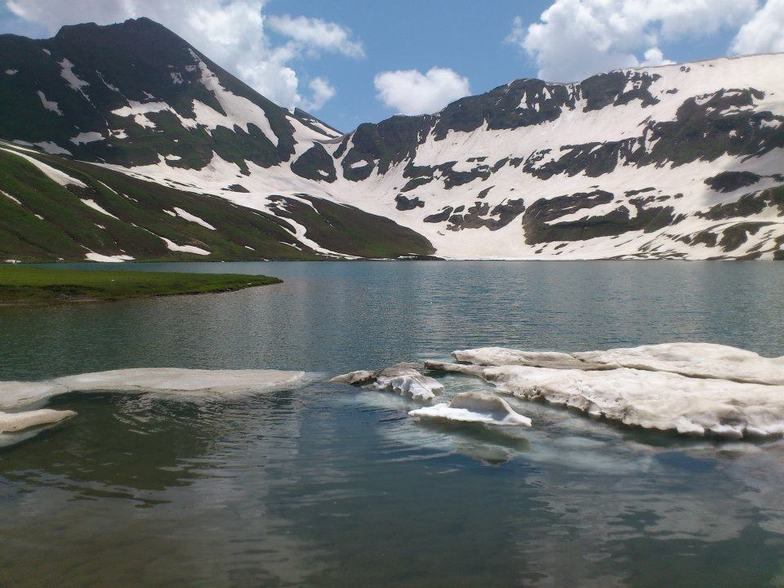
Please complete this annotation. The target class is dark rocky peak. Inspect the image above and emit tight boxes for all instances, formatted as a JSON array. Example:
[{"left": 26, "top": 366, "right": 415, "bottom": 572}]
[{"left": 580, "top": 70, "right": 660, "bottom": 111}]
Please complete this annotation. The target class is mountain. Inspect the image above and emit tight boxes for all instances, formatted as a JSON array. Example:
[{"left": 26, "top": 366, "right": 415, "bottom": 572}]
[
  {"left": 0, "top": 141, "right": 433, "bottom": 262},
  {"left": 0, "top": 18, "right": 433, "bottom": 262},
  {"left": 1, "top": 17, "right": 782, "bottom": 261}
]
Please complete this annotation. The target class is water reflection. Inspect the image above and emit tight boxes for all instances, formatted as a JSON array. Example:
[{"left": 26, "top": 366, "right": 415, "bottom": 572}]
[{"left": 0, "top": 261, "right": 783, "bottom": 586}]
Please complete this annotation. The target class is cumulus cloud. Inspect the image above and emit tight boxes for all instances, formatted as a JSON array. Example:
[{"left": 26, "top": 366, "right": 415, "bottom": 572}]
[
  {"left": 374, "top": 67, "right": 470, "bottom": 115},
  {"left": 3, "top": 0, "right": 362, "bottom": 110},
  {"left": 267, "top": 15, "right": 364, "bottom": 58},
  {"left": 508, "top": 0, "right": 758, "bottom": 82},
  {"left": 640, "top": 47, "right": 674, "bottom": 67},
  {"left": 731, "top": 0, "right": 784, "bottom": 55},
  {"left": 302, "top": 77, "right": 336, "bottom": 112}
]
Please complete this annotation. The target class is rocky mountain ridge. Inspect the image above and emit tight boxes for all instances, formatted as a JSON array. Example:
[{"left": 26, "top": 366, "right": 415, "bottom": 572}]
[{"left": 1, "top": 18, "right": 782, "bottom": 261}]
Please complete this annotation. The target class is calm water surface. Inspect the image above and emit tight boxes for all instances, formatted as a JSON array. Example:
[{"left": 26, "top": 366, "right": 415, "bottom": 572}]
[{"left": 1, "top": 261, "right": 783, "bottom": 587}]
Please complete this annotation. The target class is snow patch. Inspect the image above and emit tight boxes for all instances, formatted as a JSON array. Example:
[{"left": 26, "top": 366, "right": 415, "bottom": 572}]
[
  {"left": 80, "top": 198, "right": 118, "bottom": 219},
  {"left": 84, "top": 252, "right": 134, "bottom": 262},
  {"left": 0, "top": 147, "right": 86, "bottom": 188},
  {"left": 160, "top": 237, "right": 210, "bottom": 255},
  {"left": 70, "top": 132, "right": 104, "bottom": 145},
  {"left": 111, "top": 101, "right": 198, "bottom": 131},
  {"left": 35, "top": 141, "right": 71, "bottom": 155},
  {"left": 58, "top": 58, "right": 90, "bottom": 99},
  {"left": 190, "top": 50, "right": 278, "bottom": 146},
  {"left": 168, "top": 207, "right": 216, "bottom": 230},
  {"left": 37, "top": 90, "right": 62, "bottom": 115},
  {"left": 1, "top": 190, "right": 22, "bottom": 205}
]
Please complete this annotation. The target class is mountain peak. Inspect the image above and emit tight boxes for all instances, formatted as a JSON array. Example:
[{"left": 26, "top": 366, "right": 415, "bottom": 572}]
[
  {"left": 0, "top": 23, "right": 782, "bottom": 261},
  {"left": 54, "top": 16, "right": 171, "bottom": 39}
]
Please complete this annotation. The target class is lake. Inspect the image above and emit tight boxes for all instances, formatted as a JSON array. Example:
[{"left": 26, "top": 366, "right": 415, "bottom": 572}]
[{"left": 1, "top": 261, "right": 783, "bottom": 587}]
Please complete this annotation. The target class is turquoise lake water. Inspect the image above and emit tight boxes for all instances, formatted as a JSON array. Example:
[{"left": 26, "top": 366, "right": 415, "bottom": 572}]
[{"left": 1, "top": 261, "right": 783, "bottom": 587}]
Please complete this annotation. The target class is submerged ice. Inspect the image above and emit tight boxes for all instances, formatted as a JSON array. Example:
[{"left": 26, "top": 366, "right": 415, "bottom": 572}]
[
  {"left": 0, "top": 368, "right": 314, "bottom": 411},
  {"left": 429, "top": 343, "right": 784, "bottom": 439},
  {"left": 410, "top": 392, "right": 532, "bottom": 427},
  {"left": 0, "top": 368, "right": 316, "bottom": 449}
]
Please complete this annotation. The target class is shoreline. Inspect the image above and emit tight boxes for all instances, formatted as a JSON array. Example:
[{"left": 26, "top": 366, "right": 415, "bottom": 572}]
[{"left": 0, "top": 266, "right": 282, "bottom": 306}]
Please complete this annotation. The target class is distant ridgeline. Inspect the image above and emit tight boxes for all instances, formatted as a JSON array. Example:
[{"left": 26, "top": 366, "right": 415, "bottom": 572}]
[{"left": 1, "top": 17, "right": 783, "bottom": 261}]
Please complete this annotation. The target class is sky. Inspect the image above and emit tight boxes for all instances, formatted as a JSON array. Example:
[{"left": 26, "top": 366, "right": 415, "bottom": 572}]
[{"left": 1, "top": 0, "right": 783, "bottom": 131}]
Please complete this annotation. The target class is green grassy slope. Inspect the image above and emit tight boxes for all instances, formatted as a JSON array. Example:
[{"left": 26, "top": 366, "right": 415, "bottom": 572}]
[
  {"left": 0, "top": 266, "right": 281, "bottom": 303},
  {"left": 0, "top": 145, "right": 434, "bottom": 262}
]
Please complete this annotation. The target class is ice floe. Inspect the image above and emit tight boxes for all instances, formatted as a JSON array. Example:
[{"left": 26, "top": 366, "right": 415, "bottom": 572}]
[
  {"left": 410, "top": 392, "right": 532, "bottom": 427},
  {"left": 453, "top": 348, "right": 610, "bottom": 370},
  {"left": 331, "top": 363, "right": 443, "bottom": 402},
  {"left": 453, "top": 343, "right": 784, "bottom": 385},
  {"left": 0, "top": 368, "right": 314, "bottom": 411},
  {"left": 0, "top": 408, "right": 76, "bottom": 433},
  {"left": 573, "top": 343, "right": 784, "bottom": 386},
  {"left": 427, "top": 342, "right": 784, "bottom": 439}
]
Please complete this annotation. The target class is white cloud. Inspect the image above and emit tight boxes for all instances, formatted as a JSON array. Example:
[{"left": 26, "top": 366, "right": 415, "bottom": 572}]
[
  {"left": 374, "top": 67, "right": 470, "bottom": 115},
  {"left": 731, "top": 0, "right": 784, "bottom": 55},
  {"left": 508, "top": 0, "right": 758, "bottom": 82},
  {"left": 302, "top": 77, "right": 336, "bottom": 112},
  {"left": 267, "top": 15, "right": 364, "bottom": 58},
  {"left": 4, "top": 0, "right": 361, "bottom": 110},
  {"left": 640, "top": 47, "right": 674, "bottom": 67}
]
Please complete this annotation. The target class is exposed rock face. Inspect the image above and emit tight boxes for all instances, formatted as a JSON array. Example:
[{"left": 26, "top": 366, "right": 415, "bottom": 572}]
[{"left": 705, "top": 171, "right": 762, "bottom": 193}]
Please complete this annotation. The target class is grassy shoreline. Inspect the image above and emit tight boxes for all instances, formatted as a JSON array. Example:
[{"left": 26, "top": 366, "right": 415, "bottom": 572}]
[{"left": 0, "top": 266, "right": 281, "bottom": 304}]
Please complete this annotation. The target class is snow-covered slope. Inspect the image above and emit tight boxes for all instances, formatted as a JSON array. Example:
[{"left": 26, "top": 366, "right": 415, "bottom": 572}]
[
  {"left": 320, "top": 55, "right": 784, "bottom": 260},
  {"left": 1, "top": 18, "right": 783, "bottom": 260}
]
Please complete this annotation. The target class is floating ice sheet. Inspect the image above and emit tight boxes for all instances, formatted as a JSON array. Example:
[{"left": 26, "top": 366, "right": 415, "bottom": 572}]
[
  {"left": 0, "top": 408, "right": 76, "bottom": 433},
  {"left": 453, "top": 343, "right": 784, "bottom": 385},
  {"left": 427, "top": 363, "right": 783, "bottom": 439},
  {"left": 573, "top": 342, "right": 784, "bottom": 386},
  {"left": 0, "top": 368, "right": 314, "bottom": 411}
]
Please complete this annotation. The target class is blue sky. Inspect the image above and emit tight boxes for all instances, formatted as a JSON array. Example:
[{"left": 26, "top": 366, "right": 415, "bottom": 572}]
[
  {"left": 267, "top": 0, "right": 553, "bottom": 128},
  {"left": 1, "top": 0, "right": 781, "bottom": 131}
]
